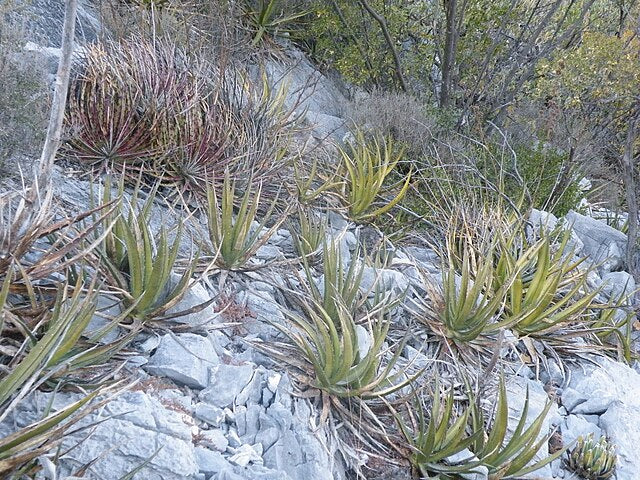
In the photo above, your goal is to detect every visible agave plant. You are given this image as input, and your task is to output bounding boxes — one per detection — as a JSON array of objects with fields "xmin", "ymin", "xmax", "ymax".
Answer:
[
  {"xmin": 242, "ymin": 0, "xmax": 308, "ymax": 46},
  {"xmin": 65, "ymin": 40, "xmax": 165, "ymax": 170},
  {"xmin": 156, "ymin": 101, "xmax": 238, "ymax": 197},
  {"xmin": 339, "ymin": 130, "xmax": 412, "ymax": 222},
  {"xmin": 293, "ymin": 156, "xmax": 343, "ymax": 206},
  {"xmin": 580, "ymin": 280, "xmax": 635, "ymax": 362},
  {"xmin": 273, "ymin": 296, "xmax": 412, "ymax": 398},
  {"xmin": 566, "ymin": 433, "xmax": 616, "ymax": 480},
  {"xmin": 439, "ymin": 242, "xmax": 511, "ymax": 342},
  {"xmin": 288, "ymin": 207, "xmax": 327, "ymax": 259},
  {"xmin": 394, "ymin": 381, "xmax": 484, "ymax": 478},
  {"xmin": 469, "ymin": 377, "xmax": 567, "ymax": 479},
  {"xmin": 497, "ymin": 230, "xmax": 600, "ymax": 337},
  {"xmin": 91, "ymin": 176, "xmax": 198, "ymax": 321},
  {"xmin": 300, "ymin": 237, "xmax": 371, "ymax": 323},
  {"xmin": 0, "ymin": 268, "xmax": 133, "ymax": 475},
  {"xmin": 66, "ymin": 38, "xmax": 294, "ymax": 195},
  {"xmin": 205, "ymin": 171, "xmax": 288, "ymax": 270}
]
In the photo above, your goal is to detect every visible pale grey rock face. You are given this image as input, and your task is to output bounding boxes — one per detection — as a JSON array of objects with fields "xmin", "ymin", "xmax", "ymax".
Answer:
[
  {"xmin": 237, "ymin": 290, "xmax": 286, "ymax": 340},
  {"xmin": 360, "ymin": 266, "xmax": 410, "ymax": 297},
  {"xmin": 528, "ymin": 208, "xmax": 559, "ymax": 235},
  {"xmin": 5, "ymin": 391, "xmax": 201, "ymax": 480},
  {"xmin": 195, "ymin": 403, "xmax": 226, "ymax": 427},
  {"xmin": 600, "ymin": 271, "xmax": 636, "ymax": 300},
  {"xmin": 200, "ymin": 363, "xmax": 257, "ymax": 408},
  {"xmin": 12, "ymin": 0, "xmax": 101, "ymax": 47},
  {"xmin": 561, "ymin": 414, "xmax": 602, "ymax": 447},
  {"xmin": 558, "ymin": 356, "xmax": 640, "ymax": 480},
  {"xmin": 445, "ymin": 449, "xmax": 488, "ymax": 480},
  {"xmin": 195, "ymin": 448, "xmax": 233, "ymax": 477},
  {"xmin": 261, "ymin": 47, "xmax": 348, "ymax": 141},
  {"xmin": 565, "ymin": 210, "xmax": 628, "ymax": 273},
  {"xmin": 599, "ymin": 402, "xmax": 640, "ymax": 480},
  {"xmin": 563, "ymin": 357, "xmax": 640, "ymax": 415},
  {"xmin": 164, "ymin": 275, "xmax": 219, "ymax": 326},
  {"xmin": 145, "ymin": 333, "xmax": 220, "ymax": 389}
]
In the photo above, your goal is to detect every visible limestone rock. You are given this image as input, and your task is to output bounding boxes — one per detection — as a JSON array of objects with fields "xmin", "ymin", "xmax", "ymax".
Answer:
[{"xmin": 145, "ymin": 333, "xmax": 219, "ymax": 389}]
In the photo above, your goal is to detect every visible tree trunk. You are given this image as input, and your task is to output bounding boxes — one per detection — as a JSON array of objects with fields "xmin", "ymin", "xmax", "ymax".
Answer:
[
  {"xmin": 622, "ymin": 110, "xmax": 640, "ymax": 282},
  {"xmin": 38, "ymin": 0, "xmax": 78, "ymax": 188},
  {"xmin": 440, "ymin": 0, "xmax": 458, "ymax": 107},
  {"xmin": 357, "ymin": 0, "xmax": 409, "ymax": 92}
]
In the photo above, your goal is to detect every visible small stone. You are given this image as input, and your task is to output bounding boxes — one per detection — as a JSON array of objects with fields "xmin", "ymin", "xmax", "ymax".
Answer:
[
  {"xmin": 227, "ymin": 428, "xmax": 242, "ymax": 448},
  {"xmin": 195, "ymin": 447, "xmax": 232, "ymax": 476},
  {"xmin": 266, "ymin": 373, "xmax": 281, "ymax": 393},
  {"xmin": 199, "ymin": 429, "xmax": 229, "ymax": 452},
  {"xmin": 228, "ymin": 443, "xmax": 264, "ymax": 467},
  {"xmin": 200, "ymin": 364, "xmax": 256, "ymax": 408},
  {"xmin": 145, "ymin": 333, "xmax": 219, "ymax": 389},
  {"xmin": 164, "ymin": 274, "xmax": 218, "ymax": 326},
  {"xmin": 195, "ymin": 403, "xmax": 225, "ymax": 427}
]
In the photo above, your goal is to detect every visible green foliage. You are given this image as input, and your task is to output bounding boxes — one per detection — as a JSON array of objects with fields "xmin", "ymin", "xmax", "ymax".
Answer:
[
  {"xmin": 206, "ymin": 171, "xmax": 287, "ymax": 270},
  {"xmin": 300, "ymin": 0, "xmax": 426, "ymax": 88},
  {"xmin": 591, "ymin": 289, "xmax": 635, "ymax": 363},
  {"xmin": 475, "ymin": 141, "xmax": 581, "ymax": 217},
  {"xmin": 469, "ymin": 377, "xmax": 567, "ymax": 478},
  {"xmin": 293, "ymin": 156, "xmax": 342, "ymax": 206},
  {"xmin": 513, "ymin": 144, "xmax": 581, "ymax": 217},
  {"xmin": 397, "ymin": 376, "xmax": 564, "ymax": 479},
  {"xmin": 395, "ymin": 382, "xmax": 483, "ymax": 478},
  {"xmin": 536, "ymin": 31, "xmax": 640, "ymax": 116},
  {"xmin": 339, "ymin": 131, "xmax": 411, "ymax": 222},
  {"xmin": 0, "ymin": 269, "xmax": 129, "ymax": 475},
  {"xmin": 439, "ymin": 241, "xmax": 509, "ymax": 342},
  {"xmin": 566, "ymin": 433, "xmax": 617, "ymax": 480},
  {"xmin": 0, "ymin": 387, "xmax": 104, "ymax": 475},
  {"xmin": 301, "ymin": 238, "xmax": 368, "ymax": 322}
]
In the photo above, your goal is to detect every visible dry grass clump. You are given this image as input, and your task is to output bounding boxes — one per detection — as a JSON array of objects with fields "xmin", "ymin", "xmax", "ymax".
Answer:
[
  {"xmin": 347, "ymin": 89, "xmax": 435, "ymax": 159},
  {"xmin": 64, "ymin": 36, "xmax": 294, "ymax": 197}
]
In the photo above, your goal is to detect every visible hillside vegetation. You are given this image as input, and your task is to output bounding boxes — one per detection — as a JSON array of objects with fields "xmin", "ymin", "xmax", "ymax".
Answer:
[{"xmin": 0, "ymin": 1, "xmax": 639, "ymax": 479}]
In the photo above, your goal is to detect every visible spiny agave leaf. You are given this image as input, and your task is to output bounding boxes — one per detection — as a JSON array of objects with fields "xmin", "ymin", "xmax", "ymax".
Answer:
[
  {"xmin": 339, "ymin": 130, "xmax": 409, "ymax": 222},
  {"xmin": 274, "ymin": 291, "xmax": 409, "ymax": 398},
  {"xmin": 0, "ymin": 282, "xmax": 92, "ymax": 407},
  {"xmin": 206, "ymin": 171, "xmax": 288, "ymax": 270},
  {"xmin": 395, "ymin": 381, "xmax": 484, "ymax": 477},
  {"xmin": 471, "ymin": 376, "xmax": 567, "ymax": 478},
  {"xmin": 0, "ymin": 389, "xmax": 101, "ymax": 460}
]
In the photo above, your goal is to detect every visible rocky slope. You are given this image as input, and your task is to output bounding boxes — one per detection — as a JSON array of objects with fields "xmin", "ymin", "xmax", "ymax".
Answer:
[{"xmin": 3, "ymin": 2, "xmax": 640, "ymax": 480}]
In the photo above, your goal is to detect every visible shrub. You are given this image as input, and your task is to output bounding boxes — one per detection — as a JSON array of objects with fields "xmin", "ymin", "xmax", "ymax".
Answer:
[
  {"xmin": 477, "ymin": 140, "xmax": 582, "ymax": 217},
  {"xmin": 347, "ymin": 89, "xmax": 434, "ymax": 159},
  {"xmin": 0, "ymin": 9, "xmax": 50, "ymax": 167}
]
